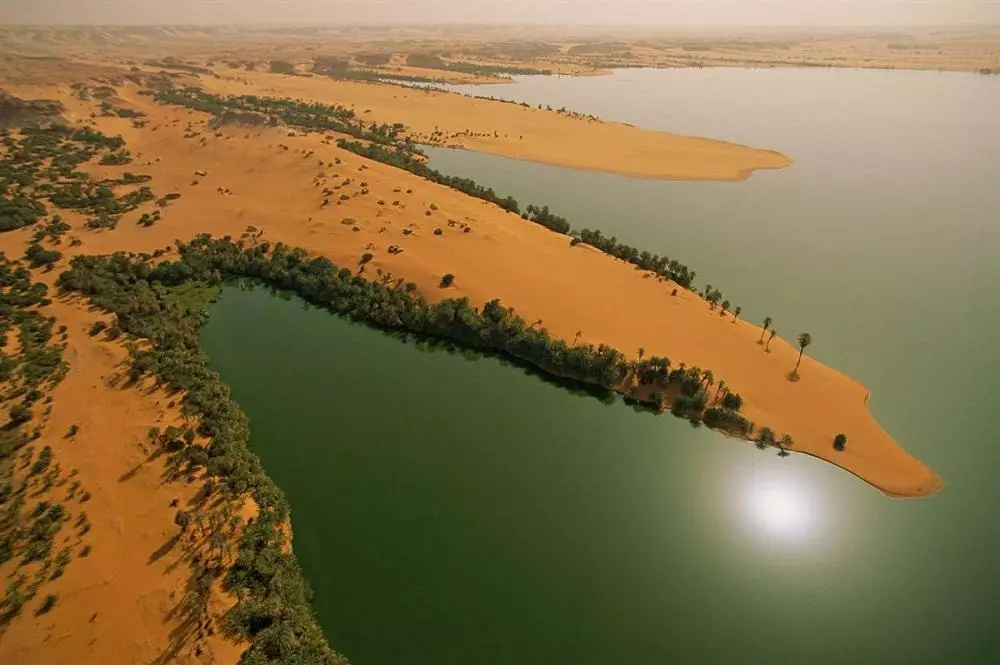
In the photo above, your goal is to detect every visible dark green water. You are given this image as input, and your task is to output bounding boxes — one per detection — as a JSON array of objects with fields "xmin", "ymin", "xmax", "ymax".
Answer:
[{"xmin": 201, "ymin": 69, "xmax": 1000, "ymax": 664}]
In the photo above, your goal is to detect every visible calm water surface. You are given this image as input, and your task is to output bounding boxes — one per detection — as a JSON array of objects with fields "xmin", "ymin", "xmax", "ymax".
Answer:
[{"xmin": 202, "ymin": 69, "xmax": 1000, "ymax": 664}]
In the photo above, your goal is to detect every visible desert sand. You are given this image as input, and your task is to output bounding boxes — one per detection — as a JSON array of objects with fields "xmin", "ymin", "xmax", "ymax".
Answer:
[
  {"xmin": 0, "ymin": 43, "xmax": 945, "ymax": 664},
  {"xmin": 0, "ymin": 280, "xmax": 246, "ymax": 664}
]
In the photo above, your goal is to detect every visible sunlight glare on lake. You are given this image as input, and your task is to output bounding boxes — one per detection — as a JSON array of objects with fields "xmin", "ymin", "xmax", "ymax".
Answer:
[{"xmin": 741, "ymin": 471, "xmax": 819, "ymax": 540}]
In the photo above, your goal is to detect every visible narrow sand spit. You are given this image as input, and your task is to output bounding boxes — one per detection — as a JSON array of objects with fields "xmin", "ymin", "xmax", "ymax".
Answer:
[{"xmin": 197, "ymin": 69, "xmax": 793, "ymax": 181}]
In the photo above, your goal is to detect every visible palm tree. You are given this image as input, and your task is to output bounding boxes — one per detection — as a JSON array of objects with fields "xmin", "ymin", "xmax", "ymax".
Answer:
[
  {"xmin": 766, "ymin": 329, "xmax": 777, "ymax": 352},
  {"xmin": 759, "ymin": 316, "xmax": 772, "ymax": 343},
  {"xmin": 572, "ymin": 330, "xmax": 582, "ymax": 347},
  {"xmin": 733, "ymin": 306, "xmax": 741, "ymax": 323},
  {"xmin": 714, "ymin": 380, "xmax": 726, "ymax": 401},
  {"xmin": 794, "ymin": 333, "xmax": 812, "ymax": 372},
  {"xmin": 701, "ymin": 369, "xmax": 714, "ymax": 392}
]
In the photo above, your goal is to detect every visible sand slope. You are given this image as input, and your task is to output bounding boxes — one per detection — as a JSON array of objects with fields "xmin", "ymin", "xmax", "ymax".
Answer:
[{"xmin": 0, "ymin": 286, "xmax": 244, "ymax": 664}]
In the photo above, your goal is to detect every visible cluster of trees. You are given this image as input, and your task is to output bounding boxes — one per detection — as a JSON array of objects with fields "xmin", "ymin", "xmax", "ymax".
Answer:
[
  {"xmin": 153, "ymin": 87, "xmax": 403, "ymax": 146},
  {"xmin": 0, "ymin": 122, "xmax": 148, "ymax": 234},
  {"xmin": 269, "ymin": 60, "xmax": 296, "ymax": 74},
  {"xmin": 24, "ymin": 243, "xmax": 62, "ymax": 269},
  {"xmin": 404, "ymin": 53, "xmax": 551, "ymax": 76},
  {"xmin": 522, "ymin": 205, "xmax": 570, "ymax": 234}
]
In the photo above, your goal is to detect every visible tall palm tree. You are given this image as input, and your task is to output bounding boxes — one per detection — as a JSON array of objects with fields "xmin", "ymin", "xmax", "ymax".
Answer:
[
  {"xmin": 795, "ymin": 333, "xmax": 813, "ymax": 372},
  {"xmin": 766, "ymin": 329, "xmax": 777, "ymax": 352},
  {"xmin": 733, "ymin": 306, "xmax": 742, "ymax": 323},
  {"xmin": 759, "ymin": 316, "xmax": 772, "ymax": 343}
]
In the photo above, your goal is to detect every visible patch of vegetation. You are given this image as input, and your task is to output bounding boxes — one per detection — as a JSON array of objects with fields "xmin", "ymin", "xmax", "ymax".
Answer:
[
  {"xmin": 269, "ymin": 60, "xmax": 296, "ymax": 74},
  {"xmin": 834, "ymin": 433, "xmax": 848, "ymax": 452},
  {"xmin": 0, "ymin": 119, "xmax": 155, "ymax": 234}
]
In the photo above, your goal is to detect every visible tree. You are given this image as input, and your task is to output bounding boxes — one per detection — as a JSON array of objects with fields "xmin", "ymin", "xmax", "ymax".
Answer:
[
  {"xmin": 714, "ymin": 380, "xmax": 726, "ymax": 400},
  {"xmin": 759, "ymin": 316, "xmax": 772, "ymax": 343},
  {"xmin": 833, "ymin": 433, "xmax": 848, "ymax": 452},
  {"xmin": 722, "ymin": 391, "xmax": 742, "ymax": 410},
  {"xmin": 766, "ymin": 329, "xmax": 777, "ymax": 352},
  {"xmin": 733, "ymin": 306, "xmax": 741, "ymax": 322},
  {"xmin": 8, "ymin": 404, "xmax": 33, "ymax": 425},
  {"xmin": 794, "ymin": 332, "xmax": 813, "ymax": 372},
  {"xmin": 755, "ymin": 426, "xmax": 775, "ymax": 450}
]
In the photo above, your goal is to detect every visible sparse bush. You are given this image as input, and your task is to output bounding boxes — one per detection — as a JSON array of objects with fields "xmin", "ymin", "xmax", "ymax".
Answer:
[
  {"xmin": 834, "ymin": 433, "xmax": 848, "ymax": 452},
  {"xmin": 440, "ymin": 273, "xmax": 455, "ymax": 288}
]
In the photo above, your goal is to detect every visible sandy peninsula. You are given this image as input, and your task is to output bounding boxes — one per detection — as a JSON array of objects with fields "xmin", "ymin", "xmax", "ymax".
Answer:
[{"xmin": 197, "ymin": 67, "xmax": 792, "ymax": 181}]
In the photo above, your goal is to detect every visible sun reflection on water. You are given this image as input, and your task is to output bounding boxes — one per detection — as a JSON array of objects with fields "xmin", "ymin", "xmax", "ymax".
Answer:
[{"xmin": 741, "ymin": 471, "xmax": 819, "ymax": 540}]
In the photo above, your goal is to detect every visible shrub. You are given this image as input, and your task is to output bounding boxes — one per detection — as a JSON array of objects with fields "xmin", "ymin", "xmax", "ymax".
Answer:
[
  {"xmin": 8, "ymin": 404, "xmax": 33, "ymax": 425},
  {"xmin": 440, "ymin": 273, "xmax": 455, "ymax": 288},
  {"xmin": 833, "ymin": 433, "xmax": 847, "ymax": 452},
  {"xmin": 89, "ymin": 321, "xmax": 108, "ymax": 336},
  {"xmin": 722, "ymin": 392, "xmax": 742, "ymax": 410},
  {"xmin": 24, "ymin": 243, "xmax": 62, "ymax": 268},
  {"xmin": 36, "ymin": 594, "xmax": 57, "ymax": 615}
]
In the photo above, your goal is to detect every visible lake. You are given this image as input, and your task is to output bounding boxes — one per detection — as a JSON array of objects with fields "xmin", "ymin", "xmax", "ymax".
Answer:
[{"xmin": 201, "ymin": 68, "xmax": 1000, "ymax": 664}]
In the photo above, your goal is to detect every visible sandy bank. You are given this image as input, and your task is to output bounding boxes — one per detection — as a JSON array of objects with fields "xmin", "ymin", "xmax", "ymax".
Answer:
[
  {"xmin": 0, "ymin": 83, "xmax": 939, "ymax": 499},
  {"xmin": 0, "ymin": 283, "xmax": 244, "ymax": 664},
  {"xmin": 197, "ymin": 69, "xmax": 792, "ymax": 181}
]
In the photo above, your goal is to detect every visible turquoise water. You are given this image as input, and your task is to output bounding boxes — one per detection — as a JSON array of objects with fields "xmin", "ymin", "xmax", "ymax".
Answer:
[{"xmin": 202, "ymin": 68, "xmax": 1000, "ymax": 664}]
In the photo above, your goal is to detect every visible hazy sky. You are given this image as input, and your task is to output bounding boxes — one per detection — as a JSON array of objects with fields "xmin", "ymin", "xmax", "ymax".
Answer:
[{"xmin": 0, "ymin": 0, "xmax": 997, "ymax": 27}]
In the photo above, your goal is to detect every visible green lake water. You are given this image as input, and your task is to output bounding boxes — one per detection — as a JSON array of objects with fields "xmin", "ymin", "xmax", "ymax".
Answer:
[{"xmin": 201, "ymin": 68, "xmax": 1000, "ymax": 664}]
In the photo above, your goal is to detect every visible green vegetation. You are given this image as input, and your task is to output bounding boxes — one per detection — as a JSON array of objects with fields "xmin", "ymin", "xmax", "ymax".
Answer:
[
  {"xmin": 404, "ymin": 53, "xmax": 551, "ymax": 76},
  {"xmin": 834, "ymin": 433, "xmax": 848, "ymax": 452},
  {"xmin": 0, "ymin": 120, "xmax": 156, "ymax": 234},
  {"xmin": 24, "ymin": 243, "xmax": 62, "ymax": 269},
  {"xmin": 759, "ymin": 316, "xmax": 772, "ymax": 343},
  {"xmin": 269, "ymin": 60, "xmax": 296, "ymax": 74},
  {"xmin": 153, "ymin": 86, "xmax": 404, "ymax": 146},
  {"xmin": 36, "ymin": 593, "xmax": 57, "ymax": 615},
  {"xmin": 794, "ymin": 332, "xmax": 813, "ymax": 374}
]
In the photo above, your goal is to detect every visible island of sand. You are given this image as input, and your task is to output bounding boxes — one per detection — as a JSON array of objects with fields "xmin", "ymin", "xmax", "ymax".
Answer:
[{"xmin": 0, "ymin": 33, "xmax": 944, "ymax": 665}]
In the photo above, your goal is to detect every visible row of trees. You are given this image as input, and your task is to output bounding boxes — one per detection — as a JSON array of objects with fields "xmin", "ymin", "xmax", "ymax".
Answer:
[{"xmin": 153, "ymin": 87, "xmax": 404, "ymax": 147}]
